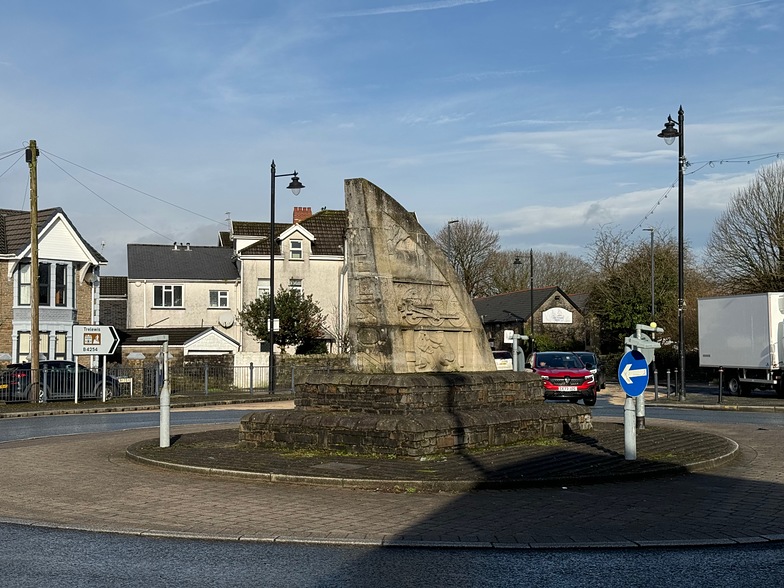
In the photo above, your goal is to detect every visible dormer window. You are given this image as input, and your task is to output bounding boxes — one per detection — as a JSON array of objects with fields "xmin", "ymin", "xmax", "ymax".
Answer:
[{"xmin": 290, "ymin": 240, "xmax": 303, "ymax": 260}]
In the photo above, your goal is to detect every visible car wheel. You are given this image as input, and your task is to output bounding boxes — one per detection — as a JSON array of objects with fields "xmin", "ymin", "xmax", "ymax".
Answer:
[
  {"xmin": 24, "ymin": 383, "xmax": 50, "ymax": 403},
  {"xmin": 92, "ymin": 382, "xmax": 115, "ymax": 400},
  {"xmin": 583, "ymin": 390, "xmax": 597, "ymax": 407}
]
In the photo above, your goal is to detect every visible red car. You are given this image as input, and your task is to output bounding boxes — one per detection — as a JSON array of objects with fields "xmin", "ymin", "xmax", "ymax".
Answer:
[{"xmin": 527, "ymin": 351, "xmax": 597, "ymax": 406}]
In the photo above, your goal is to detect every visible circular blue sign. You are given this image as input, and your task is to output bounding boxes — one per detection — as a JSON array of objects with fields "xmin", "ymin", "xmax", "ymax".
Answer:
[{"xmin": 617, "ymin": 350, "xmax": 649, "ymax": 397}]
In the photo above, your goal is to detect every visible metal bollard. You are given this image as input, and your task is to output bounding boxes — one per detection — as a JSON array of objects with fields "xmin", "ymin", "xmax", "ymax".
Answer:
[
  {"xmin": 249, "ymin": 362, "xmax": 254, "ymax": 396},
  {"xmin": 674, "ymin": 368, "xmax": 679, "ymax": 400},
  {"xmin": 666, "ymin": 369, "xmax": 671, "ymax": 397},
  {"xmin": 718, "ymin": 366, "xmax": 723, "ymax": 404}
]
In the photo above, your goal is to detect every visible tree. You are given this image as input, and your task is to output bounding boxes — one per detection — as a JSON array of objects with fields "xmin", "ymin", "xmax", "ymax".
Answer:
[
  {"xmin": 237, "ymin": 287, "xmax": 326, "ymax": 353},
  {"xmin": 588, "ymin": 225, "xmax": 684, "ymax": 353},
  {"xmin": 705, "ymin": 161, "xmax": 784, "ymax": 294},
  {"xmin": 489, "ymin": 250, "xmax": 596, "ymax": 295},
  {"xmin": 434, "ymin": 218, "xmax": 500, "ymax": 297}
]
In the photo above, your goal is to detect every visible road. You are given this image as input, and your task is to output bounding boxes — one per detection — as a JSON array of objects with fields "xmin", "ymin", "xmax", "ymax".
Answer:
[{"xmin": 1, "ymin": 399, "xmax": 783, "ymax": 586}]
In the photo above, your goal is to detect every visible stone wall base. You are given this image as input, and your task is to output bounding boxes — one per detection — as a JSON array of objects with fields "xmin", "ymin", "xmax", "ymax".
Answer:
[{"xmin": 239, "ymin": 371, "xmax": 592, "ymax": 457}]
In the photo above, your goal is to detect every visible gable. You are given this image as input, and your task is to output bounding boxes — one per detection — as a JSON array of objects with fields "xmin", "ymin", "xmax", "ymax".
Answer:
[
  {"xmin": 38, "ymin": 216, "xmax": 98, "ymax": 263},
  {"xmin": 184, "ymin": 329, "xmax": 240, "ymax": 355}
]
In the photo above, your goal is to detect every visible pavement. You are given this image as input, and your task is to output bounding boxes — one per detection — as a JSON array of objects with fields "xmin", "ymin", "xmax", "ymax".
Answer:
[{"xmin": 1, "ymin": 383, "xmax": 783, "ymax": 549}]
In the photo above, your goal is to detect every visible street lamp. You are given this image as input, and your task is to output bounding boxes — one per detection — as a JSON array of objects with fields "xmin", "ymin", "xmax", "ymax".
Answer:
[
  {"xmin": 658, "ymin": 106, "xmax": 685, "ymax": 401},
  {"xmin": 513, "ymin": 256, "xmax": 522, "ymax": 288},
  {"xmin": 529, "ymin": 248, "xmax": 534, "ymax": 340},
  {"xmin": 268, "ymin": 160, "xmax": 304, "ymax": 392}
]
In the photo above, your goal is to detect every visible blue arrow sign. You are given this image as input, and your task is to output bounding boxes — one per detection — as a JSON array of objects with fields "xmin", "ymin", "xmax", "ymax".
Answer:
[{"xmin": 618, "ymin": 349, "xmax": 649, "ymax": 397}]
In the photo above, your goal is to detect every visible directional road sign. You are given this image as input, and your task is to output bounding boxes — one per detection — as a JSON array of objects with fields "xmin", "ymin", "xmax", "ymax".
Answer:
[
  {"xmin": 617, "ymin": 349, "xmax": 649, "ymax": 397},
  {"xmin": 72, "ymin": 325, "xmax": 119, "ymax": 356}
]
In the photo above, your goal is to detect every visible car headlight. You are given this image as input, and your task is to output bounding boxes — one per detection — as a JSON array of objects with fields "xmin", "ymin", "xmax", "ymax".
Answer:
[{"xmin": 540, "ymin": 375, "xmax": 550, "ymax": 381}]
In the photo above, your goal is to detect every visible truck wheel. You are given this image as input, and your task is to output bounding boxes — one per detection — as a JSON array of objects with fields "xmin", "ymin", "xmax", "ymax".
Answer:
[{"xmin": 727, "ymin": 375, "xmax": 744, "ymax": 397}]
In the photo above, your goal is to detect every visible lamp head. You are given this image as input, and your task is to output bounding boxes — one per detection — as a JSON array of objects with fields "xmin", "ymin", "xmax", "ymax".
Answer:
[
  {"xmin": 658, "ymin": 115, "xmax": 679, "ymax": 145},
  {"xmin": 287, "ymin": 173, "xmax": 304, "ymax": 196}
]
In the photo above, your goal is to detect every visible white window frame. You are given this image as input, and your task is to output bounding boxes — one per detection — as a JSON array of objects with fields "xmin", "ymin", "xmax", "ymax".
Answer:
[
  {"xmin": 289, "ymin": 278, "xmax": 303, "ymax": 293},
  {"xmin": 257, "ymin": 278, "xmax": 270, "ymax": 299},
  {"xmin": 153, "ymin": 284, "xmax": 183, "ymax": 308},
  {"xmin": 209, "ymin": 290, "xmax": 229, "ymax": 308},
  {"xmin": 290, "ymin": 240, "xmax": 303, "ymax": 260}
]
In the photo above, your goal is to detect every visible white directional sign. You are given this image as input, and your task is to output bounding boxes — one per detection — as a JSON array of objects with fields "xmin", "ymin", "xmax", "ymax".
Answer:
[{"xmin": 72, "ymin": 325, "xmax": 119, "ymax": 356}]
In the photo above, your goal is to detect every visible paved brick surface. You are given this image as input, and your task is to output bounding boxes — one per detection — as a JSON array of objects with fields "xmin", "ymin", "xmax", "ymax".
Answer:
[{"xmin": 1, "ymin": 387, "xmax": 784, "ymax": 549}]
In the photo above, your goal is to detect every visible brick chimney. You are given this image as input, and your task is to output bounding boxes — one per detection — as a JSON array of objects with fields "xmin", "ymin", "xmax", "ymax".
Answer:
[{"xmin": 293, "ymin": 206, "xmax": 312, "ymax": 224}]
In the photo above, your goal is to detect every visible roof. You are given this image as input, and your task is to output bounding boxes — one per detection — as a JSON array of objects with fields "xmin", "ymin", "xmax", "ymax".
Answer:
[
  {"xmin": 117, "ymin": 327, "xmax": 238, "ymax": 347},
  {"xmin": 99, "ymin": 275, "xmax": 127, "ymax": 297},
  {"xmin": 0, "ymin": 207, "xmax": 107, "ymax": 262},
  {"xmin": 473, "ymin": 287, "xmax": 579, "ymax": 324},
  {"xmin": 232, "ymin": 209, "xmax": 347, "ymax": 256},
  {"xmin": 127, "ymin": 244, "xmax": 240, "ymax": 281}
]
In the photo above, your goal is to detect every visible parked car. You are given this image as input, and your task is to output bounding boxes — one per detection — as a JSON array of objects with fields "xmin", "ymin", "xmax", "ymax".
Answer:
[
  {"xmin": 526, "ymin": 351, "xmax": 597, "ymax": 406},
  {"xmin": 573, "ymin": 351, "xmax": 606, "ymax": 389},
  {"xmin": 492, "ymin": 350, "xmax": 514, "ymax": 371},
  {"xmin": 0, "ymin": 360, "xmax": 119, "ymax": 403}
]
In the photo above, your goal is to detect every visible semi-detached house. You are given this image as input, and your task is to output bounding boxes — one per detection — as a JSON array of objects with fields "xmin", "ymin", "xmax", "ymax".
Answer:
[{"xmin": 0, "ymin": 207, "xmax": 106, "ymax": 363}]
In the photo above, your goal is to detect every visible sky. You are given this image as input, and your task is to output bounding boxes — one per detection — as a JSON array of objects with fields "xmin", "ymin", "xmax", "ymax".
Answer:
[{"xmin": 2, "ymin": 0, "xmax": 784, "ymax": 275}]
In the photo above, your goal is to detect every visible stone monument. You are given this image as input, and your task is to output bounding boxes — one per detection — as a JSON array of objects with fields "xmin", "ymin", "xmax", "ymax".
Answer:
[{"xmin": 239, "ymin": 179, "xmax": 591, "ymax": 456}]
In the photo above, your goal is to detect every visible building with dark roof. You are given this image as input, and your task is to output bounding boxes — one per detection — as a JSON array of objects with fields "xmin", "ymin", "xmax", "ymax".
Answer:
[
  {"xmin": 0, "ymin": 207, "xmax": 107, "ymax": 363},
  {"xmin": 473, "ymin": 286, "xmax": 589, "ymax": 352}
]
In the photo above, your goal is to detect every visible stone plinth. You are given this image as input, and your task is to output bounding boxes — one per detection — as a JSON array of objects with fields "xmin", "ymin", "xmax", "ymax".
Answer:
[{"xmin": 239, "ymin": 371, "xmax": 592, "ymax": 457}]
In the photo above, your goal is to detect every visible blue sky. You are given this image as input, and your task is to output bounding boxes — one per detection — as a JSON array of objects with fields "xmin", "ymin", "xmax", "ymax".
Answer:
[{"xmin": 2, "ymin": 0, "xmax": 784, "ymax": 274}]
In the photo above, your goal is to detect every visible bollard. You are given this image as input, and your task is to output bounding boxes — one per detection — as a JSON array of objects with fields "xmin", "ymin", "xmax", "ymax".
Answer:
[
  {"xmin": 624, "ymin": 396, "xmax": 636, "ymax": 460},
  {"xmin": 718, "ymin": 366, "xmax": 723, "ymax": 404},
  {"xmin": 667, "ymin": 369, "xmax": 671, "ymax": 397},
  {"xmin": 249, "ymin": 362, "xmax": 254, "ymax": 396},
  {"xmin": 674, "ymin": 368, "xmax": 679, "ymax": 400}
]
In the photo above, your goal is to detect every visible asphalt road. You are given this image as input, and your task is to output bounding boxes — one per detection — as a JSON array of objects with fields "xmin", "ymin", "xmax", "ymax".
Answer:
[{"xmin": 3, "ymin": 524, "xmax": 784, "ymax": 588}]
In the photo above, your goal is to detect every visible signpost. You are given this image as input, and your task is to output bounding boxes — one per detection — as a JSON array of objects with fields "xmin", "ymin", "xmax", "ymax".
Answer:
[
  {"xmin": 71, "ymin": 325, "xmax": 119, "ymax": 403},
  {"xmin": 139, "ymin": 334, "xmax": 170, "ymax": 448}
]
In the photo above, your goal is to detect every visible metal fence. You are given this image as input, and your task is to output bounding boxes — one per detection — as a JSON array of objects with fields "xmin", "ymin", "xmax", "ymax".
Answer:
[{"xmin": 1, "ymin": 359, "xmax": 350, "ymax": 404}]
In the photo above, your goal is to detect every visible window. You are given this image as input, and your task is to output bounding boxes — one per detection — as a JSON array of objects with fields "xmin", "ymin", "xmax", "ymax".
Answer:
[
  {"xmin": 18, "ymin": 264, "xmax": 31, "ymax": 305},
  {"xmin": 290, "ymin": 240, "xmax": 303, "ymax": 260},
  {"xmin": 16, "ymin": 331, "xmax": 50, "ymax": 362},
  {"xmin": 153, "ymin": 285, "xmax": 183, "ymax": 307},
  {"xmin": 209, "ymin": 290, "xmax": 229, "ymax": 308},
  {"xmin": 55, "ymin": 332, "xmax": 67, "ymax": 360},
  {"xmin": 38, "ymin": 262, "xmax": 51, "ymax": 305},
  {"xmin": 257, "ymin": 278, "xmax": 270, "ymax": 299},
  {"xmin": 55, "ymin": 264, "xmax": 68, "ymax": 307},
  {"xmin": 17, "ymin": 262, "xmax": 65, "ymax": 306},
  {"xmin": 289, "ymin": 278, "xmax": 303, "ymax": 293}
]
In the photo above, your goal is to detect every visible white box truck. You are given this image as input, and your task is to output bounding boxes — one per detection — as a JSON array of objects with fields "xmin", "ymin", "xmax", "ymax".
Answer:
[{"xmin": 698, "ymin": 292, "xmax": 784, "ymax": 397}]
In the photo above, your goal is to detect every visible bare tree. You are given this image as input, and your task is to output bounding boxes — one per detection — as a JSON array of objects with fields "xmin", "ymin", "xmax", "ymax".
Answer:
[
  {"xmin": 434, "ymin": 218, "xmax": 500, "ymax": 297},
  {"xmin": 705, "ymin": 161, "xmax": 784, "ymax": 294},
  {"xmin": 490, "ymin": 250, "xmax": 595, "ymax": 295}
]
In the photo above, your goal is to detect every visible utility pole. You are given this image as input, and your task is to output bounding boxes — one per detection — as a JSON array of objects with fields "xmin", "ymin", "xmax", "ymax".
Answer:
[{"xmin": 26, "ymin": 140, "xmax": 40, "ymax": 403}]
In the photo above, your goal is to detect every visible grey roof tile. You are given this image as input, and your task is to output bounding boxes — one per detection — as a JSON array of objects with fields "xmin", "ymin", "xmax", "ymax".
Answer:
[{"xmin": 127, "ymin": 244, "xmax": 239, "ymax": 281}]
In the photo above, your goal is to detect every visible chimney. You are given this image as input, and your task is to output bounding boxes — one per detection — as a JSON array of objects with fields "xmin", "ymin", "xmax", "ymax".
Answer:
[{"xmin": 293, "ymin": 206, "xmax": 312, "ymax": 224}]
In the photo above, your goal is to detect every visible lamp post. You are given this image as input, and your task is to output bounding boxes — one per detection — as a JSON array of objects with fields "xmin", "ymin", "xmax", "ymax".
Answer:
[
  {"xmin": 529, "ymin": 248, "xmax": 535, "ymax": 340},
  {"xmin": 513, "ymin": 255, "xmax": 522, "ymax": 288},
  {"xmin": 268, "ymin": 160, "xmax": 304, "ymax": 392},
  {"xmin": 643, "ymin": 227, "xmax": 655, "ymax": 319},
  {"xmin": 447, "ymin": 219, "xmax": 459, "ymax": 264},
  {"xmin": 658, "ymin": 106, "xmax": 685, "ymax": 401}
]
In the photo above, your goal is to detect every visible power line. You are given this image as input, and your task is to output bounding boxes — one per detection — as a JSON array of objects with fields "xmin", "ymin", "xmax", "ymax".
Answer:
[
  {"xmin": 42, "ymin": 150, "xmax": 225, "ymax": 225},
  {"xmin": 42, "ymin": 152, "xmax": 176, "ymax": 243}
]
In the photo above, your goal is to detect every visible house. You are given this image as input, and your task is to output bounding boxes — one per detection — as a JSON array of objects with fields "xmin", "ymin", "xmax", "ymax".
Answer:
[
  {"xmin": 230, "ymin": 206, "xmax": 347, "ymax": 361},
  {"xmin": 473, "ymin": 286, "xmax": 588, "ymax": 352},
  {"xmin": 0, "ymin": 207, "xmax": 107, "ymax": 362},
  {"xmin": 122, "ymin": 207, "xmax": 348, "ymax": 363}
]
